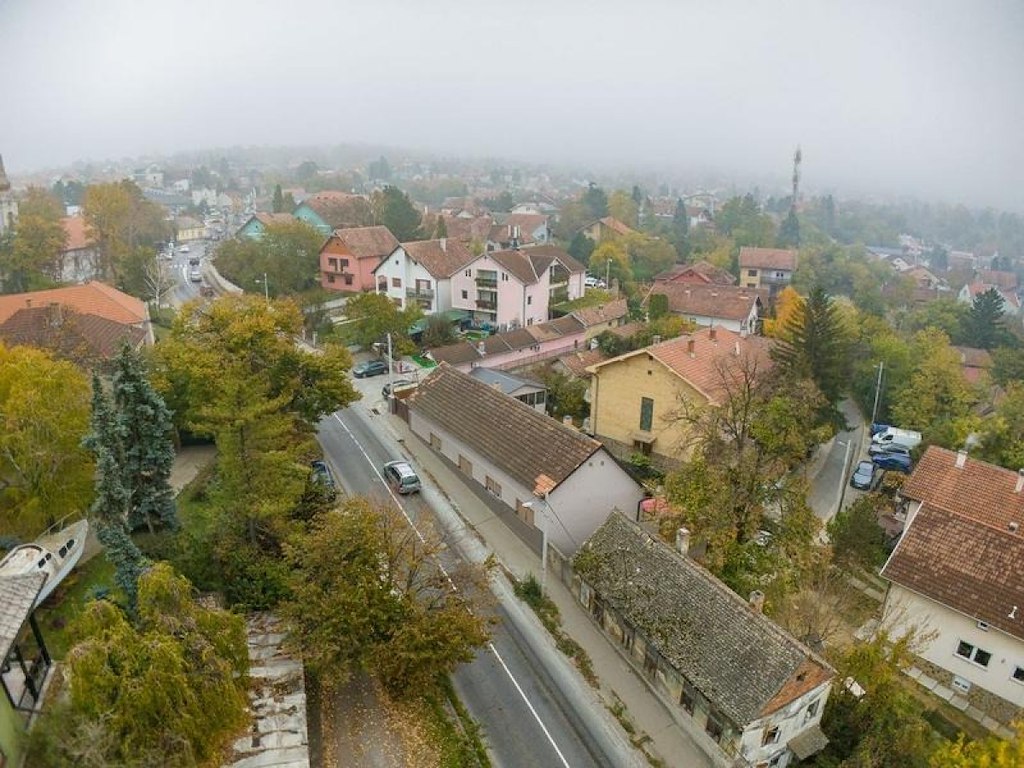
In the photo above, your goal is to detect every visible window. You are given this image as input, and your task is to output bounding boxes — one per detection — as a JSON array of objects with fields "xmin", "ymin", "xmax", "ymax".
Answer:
[
  {"xmin": 502, "ymin": 272, "xmax": 508, "ymax": 281},
  {"xmin": 465, "ymin": 269, "xmax": 472, "ymax": 277},
  {"xmin": 429, "ymin": 433, "xmax": 442, "ymax": 450},
  {"xmin": 340, "ymin": 258, "xmax": 349, "ymax": 268},
  {"xmin": 977, "ymin": 620, "xmax": 990, "ymax": 631},
  {"xmin": 639, "ymin": 397, "xmax": 654, "ymax": 431},
  {"xmin": 762, "ymin": 726, "xmax": 780, "ymax": 746},
  {"xmin": 326, "ymin": 273, "xmax": 335, "ymax": 283},
  {"xmin": 680, "ymin": 682, "xmax": 697, "ymax": 714},
  {"xmin": 952, "ymin": 675, "xmax": 972, "ymax": 693},
  {"xmin": 747, "ymin": 269, "xmax": 758, "ymax": 277},
  {"xmin": 485, "ymin": 476, "xmax": 502, "ymax": 497},
  {"xmin": 1013, "ymin": 666, "xmax": 1024, "ymax": 683},
  {"xmin": 328, "ymin": 257, "xmax": 338, "ymax": 269},
  {"xmin": 956, "ymin": 640, "xmax": 992, "ymax": 667},
  {"xmin": 527, "ymin": 295, "xmax": 532, "ymax": 305},
  {"xmin": 705, "ymin": 713, "xmax": 724, "ymax": 743},
  {"xmin": 461, "ymin": 290, "xmax": 468, "ymax": 299},
  {"xmin": 392, "ymin": 277, "xmax": 402, "ymax": 288},
  {"xmin": 805, "ymin": 697, "xmax": 821, "ymax": 720},
  {"xmin": 343, "ymin": 274, "xmax": 353, "ymax": 286}
]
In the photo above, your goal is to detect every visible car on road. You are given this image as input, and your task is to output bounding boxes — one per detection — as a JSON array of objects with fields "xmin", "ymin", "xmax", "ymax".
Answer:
[
  {"xmin": 382, "ymin": 460, "xmax": 421, "ymax": 494},
  {"xmin": 178, "ymin": 245, "xmax": 190, "ymax": 253},
  {"xmin": 310, "ymin": 459, "xmax": 337, "ymax": 501},
  {"xmin": 872, "ymin": 453, "xmax": 912, "ymax": 473},
  {"xmin": 189, "ymin": 268, "xmax": 202, "ymax": 283},
  {"xmin": 381, "ymin": 379, "xmax": 416, "ymax": 397},
  {"xmin": 850, "ymin": 460, "xmax": 878, "ymax": 490},
  {"xmin": 868, "ymin": 442, "xmax": 912, "ymax": 458},
  {"xmin": 584, "ymin": 275, "xmax": 606, "ymax": 288},
  {"xmin": 353, "ymin": 359, "xmax": 389, "ymax": 378}
]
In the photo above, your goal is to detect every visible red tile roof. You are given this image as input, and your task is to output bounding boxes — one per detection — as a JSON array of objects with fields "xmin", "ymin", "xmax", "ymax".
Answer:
[
  {"xmin": 978, "ymin": 269, "xmax": 1018, "ymax": 290},
  {"xmin": 408, "ymin": 363, "xmax": 602, "ymax": 494},
  {"xmin": 597, "ymin": 216, "xmax": 636, "ymax": 236},
  {"xmin": 649, "ymin": 283, "xmax": 767, "ymax": 322},
  {"xmin": 302, "ymin": 192, "xmax": 374, "ymax": 229},
  {"xmin": 503, "ymin": 213, "xmax": 549, "ymax": 233},
  {"xmin": 60, "ymin": 216, "xmax": 94, "ymax": 252},
  {"xmin": 253, "ymin": 212, "xmax": 297, "ymax": 227},
  {"xmin": 0, "ymin": 282, "xmax": 148, "ymax": 327},
  {"xmin": 441, "ymin": 215, "xmax": 493, "ymax": 243},
  {"xmin": 0, "ymin": 306, "xmax": 147, "ymax": 361},
  {"xmin": 556, "ymin": 347, "xmax": 608, "ymax": 377},
  {"xmin": 654, "ymin": 261, "xmax": 736, "ymax": 286},
  {"xmin": 881, "ymin": 502, "xmax": 1024, "ymax": 640},
  {"xmin": 571, "ymin": 299, "xmax": 628, "ymax": 327},
  {"xmin": 738, "ymin": 247, "xmax": 798, "ymax": 271},
  {"xmin": 590, "ymin": 326, "xmax": 773, "ymax": 404},
  {"xmin": 399, "ymin": 239, "xmax": 476, "ymax": 279},
  {"xmin": 328, "ymin": 226, "xmax": 399, "ymax": 261}
]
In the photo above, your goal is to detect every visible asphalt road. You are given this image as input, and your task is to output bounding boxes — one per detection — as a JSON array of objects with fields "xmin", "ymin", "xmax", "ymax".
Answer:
[
  {"xmin": 317, "ymin": 403, "xmax": 629, "ymax": 768},
  {"xmin": 167, "ymin": 240, "xmax": 210, "ymax": 307},
  {"xmin": 807, "ymin": 399, "xmax": 868, "ymax": 524}
]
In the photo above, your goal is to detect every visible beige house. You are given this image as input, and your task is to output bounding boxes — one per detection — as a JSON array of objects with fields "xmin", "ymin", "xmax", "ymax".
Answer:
[
  {"xmin": 579, "ymin": 216, "xmax": 636, "ymax": 243},
  {"xmin": 586, "ymin": 327, "xmax": 772, "ymax": 468},
  {"xmin": 738, "ymin": 247, "xmax": 798, "ymax": 297},
  {"xmin": 881, "ymin": 447, "xmax": 1024, "ymax": 734}
]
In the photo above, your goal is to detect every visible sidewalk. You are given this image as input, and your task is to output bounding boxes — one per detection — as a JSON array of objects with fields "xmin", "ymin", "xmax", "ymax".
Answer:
[{"xmin": 382, "ymin": 411, "xmax": 715, "ymax": 768}]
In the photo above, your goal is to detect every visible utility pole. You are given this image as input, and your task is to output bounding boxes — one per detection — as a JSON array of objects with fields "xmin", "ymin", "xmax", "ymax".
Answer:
[
  {"xmin": 870, "ymin": 361, "xmax": 885, "ymax": 426},
  {"xmin": 261, "ymin": 272, "xmax": 269, "ymax": 303},
  {"xmin": 605, "ymin": 258, "xmax": 611, "ymax": 292},
  {"xmin": 386, "ymin": 331, "xmax": 394, "ymax": 396}
]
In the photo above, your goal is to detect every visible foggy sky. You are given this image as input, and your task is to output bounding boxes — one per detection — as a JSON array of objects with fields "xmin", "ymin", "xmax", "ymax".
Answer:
[{"xmin": 2, "ymin": 0, "xmax": 1022, "ymax": 209}]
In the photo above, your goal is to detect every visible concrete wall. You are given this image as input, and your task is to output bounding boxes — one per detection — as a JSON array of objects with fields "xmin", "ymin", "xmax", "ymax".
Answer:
[{"xmin": 885, "ymin": 583, "xmax": 1024, "ymax": 721}]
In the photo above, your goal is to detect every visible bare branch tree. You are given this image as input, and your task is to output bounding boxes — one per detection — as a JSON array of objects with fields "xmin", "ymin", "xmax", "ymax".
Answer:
[{"xmin": 143, "ymin": 255, "xmax": 173, "ymax": 308}]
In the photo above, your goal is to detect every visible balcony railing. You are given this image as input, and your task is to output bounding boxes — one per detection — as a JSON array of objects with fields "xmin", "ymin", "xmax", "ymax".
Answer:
[
  {"xmin": 406, "ymin": 287, "xmax": 435, "ymax": 299},
  {"xmin": 759, "ymin": 272, "xmax": 792, "ymax": 285},
  {"xmin": 475, "ymin": 299, "xmax": 497, "ymax": 311},
  {"xmin": 475, "ymin": 276, "xmax": 498, "ymax": 288}
]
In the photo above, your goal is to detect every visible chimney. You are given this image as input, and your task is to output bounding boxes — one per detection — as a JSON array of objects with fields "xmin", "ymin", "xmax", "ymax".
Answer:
[
  {"xmin": 439, "ymin": 237, "xmax": 447, "ymax": 251},
  {"xmin": 749, "ymin": 590, "xmax": 765, "ymax": 614},
  {"xmin": 652, "ymin": 335, "xmax": 662, "ymax": 345},
  {"xmin": 1010, "ymin": 522, "xmax": 1020, "ymax": 534},
  {"xmin": 1016, "ymin": 469, "xmax": 1024, "ymax": 493},
  {"xmin": 956, "ymin": 450, "xmax": 968, "ymax": 468},
  {"xmin": 675, "ymin": 527, "xmax": 691, "ymax": 555},
  {"xmin": 709, "ymin": 326, "xmax": 717, "ymax": 342},
  {"xmin": 734, "ymin": 341, "xmax": 740, "ymax": 357},
  {"xmin": 477, "ymin": 341, "xmax": 485, "ymax": 355},
  {"xmin": 48, "ymin": 302, "xmax": 63, "ymax": 327},
  {"xmin": 687, "ymin": 338, "xmax": 696, "ymax": 357},
  {"xmin": 562, "ymin": 414, "xmax": 573, "ymax": 427}
]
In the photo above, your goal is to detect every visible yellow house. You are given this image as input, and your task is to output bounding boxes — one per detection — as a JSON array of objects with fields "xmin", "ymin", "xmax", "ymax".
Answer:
[
  {"xmin": 738, "ymin": 247, "xmax": 798, "ymax": 297},
  {"xmin": 586, "ymin": 326, "xmax": 772, "ymax": 468}
]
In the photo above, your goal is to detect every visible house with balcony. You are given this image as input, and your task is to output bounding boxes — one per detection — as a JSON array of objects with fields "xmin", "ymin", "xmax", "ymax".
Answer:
[
  {"xmin": 586, "ymin": 327, "xmax": 773, "ymax": 468},
  {"xmin": 319, "ymin": 225, "xmax": 399, "ymax": 292},
  {"xmin": 738, "ymin": 247, "xmax": 798, "ymax": 298},
  {"xmin": 573, "ymin": 513, "xmax": 834, "ymax": 768},
  {"xmin": 449, "ymin": 245, "xmax": 585, "ymax": 329},
  {"xmin": 880, "ymin": 447, "xmax": 1024, "ymax": 733},
  {"xmin": 406, "ymin": 364, "xmax": 645, "ymax": 555},
  {"xmin": 293, "ymin": 191, "xmax": 374, "ymax": 235},
  {"xmin": 373, "ymin": 238, "xmax": 476, "ymax": 313},
  {"xmin": 647, "ymin": 283, "xmax": 766, "ymax": 335}
]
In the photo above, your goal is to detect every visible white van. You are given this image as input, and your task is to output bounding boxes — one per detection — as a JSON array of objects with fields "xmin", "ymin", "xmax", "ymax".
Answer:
[{"xmin": 871, "ymin": 427, "xmax": 922, "ymax": 450}]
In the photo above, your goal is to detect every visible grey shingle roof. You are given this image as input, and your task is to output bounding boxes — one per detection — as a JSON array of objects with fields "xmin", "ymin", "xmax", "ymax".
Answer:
[
  {"xmin": 0, "ymin": 572, "xmax": 46, "ymax": 660},
  {"xmin": 408, "ymin": 363, "xmax": 601, "ymax": 494},
  {"xmin": 576, "ymin": 513, "xmax": 834, "ymax": 726},
  {"xmin": 468, "ymin": 367, "xmax": 542, "ymax": 394}
]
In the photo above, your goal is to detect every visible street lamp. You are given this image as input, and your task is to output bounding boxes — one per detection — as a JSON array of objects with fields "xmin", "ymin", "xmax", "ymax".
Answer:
[
  {"xmin": 605, "ymin": 258, "xmax": 612, "ymax": 291},
  {"xmin": 254, "ymin": 272, "xmax": 269, "ymax": 303},
  {"xmin": 870, "ymin": 361, "xmax": 885, "ymax": 426},
  {"xmin": 835, "ymin": 438, "xmax": 854, "ymax": 516},
  {"xmin": 521, "ymin": 496, "xmax": 551, "ymax": 595}
]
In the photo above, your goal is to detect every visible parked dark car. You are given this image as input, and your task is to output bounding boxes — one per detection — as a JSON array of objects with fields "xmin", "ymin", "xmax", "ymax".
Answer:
[
  {"xmin": 872, "ymin": 453, "xmax": 913, "ymax": 473},
  {"xmin": 850, "ymin": 460, "xmax": 878, "ymax": 490},
  {"xmin": 310, "ymin": 459, "xmax": 337, "ymax": 501},
  {"xmin": 868, "ymin": 442, "xmax": 912, "ymax": 458},
  {"xmin": 353, "ymin": 360, "xmax": 389, "ymax": 378},
  {"xmin": 382, "ymin": 379, "xmax": 416, "ymax": 397}
]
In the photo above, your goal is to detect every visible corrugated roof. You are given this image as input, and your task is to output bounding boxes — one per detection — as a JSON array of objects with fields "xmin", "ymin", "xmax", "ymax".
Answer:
[
  {"xmin": 577, "ymin": 513, "xmax": 833, "ymax": 726},
  {"xmin": 408, "ymin": 363, "xmax": 601, "ymax": 494}
]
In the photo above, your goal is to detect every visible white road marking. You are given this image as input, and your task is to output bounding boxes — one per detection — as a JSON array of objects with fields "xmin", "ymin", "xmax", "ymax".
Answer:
[{"xmin": 330, "ymin": 411, "xmax": 573, "ymax": 768}]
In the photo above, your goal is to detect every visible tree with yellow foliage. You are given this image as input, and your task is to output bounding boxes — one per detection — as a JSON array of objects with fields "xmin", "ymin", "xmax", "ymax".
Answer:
[
  {"xmin": 763, "ymin": 285, "xmax": 801, "ymax": 337},
  {"xmin": 930, "ymin": 721, "xmax": 1024, "ymax": 767}
]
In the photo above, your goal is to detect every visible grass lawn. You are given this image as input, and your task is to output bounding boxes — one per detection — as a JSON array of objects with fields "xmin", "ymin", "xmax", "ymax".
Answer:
[
  {"xmin": 460, "ymin": 330, "xmax": 489, "ymax": 341},
  {"xmin": 39, "ymin": 555, "xmax": 118, "ymax": 659},
  {"xmin": 552, "ymin": 288, "xmax": 615, "ymax": 314},
  {"xmin": 412, "ymin": 354, "xmax": 438, "ymax": 369}
]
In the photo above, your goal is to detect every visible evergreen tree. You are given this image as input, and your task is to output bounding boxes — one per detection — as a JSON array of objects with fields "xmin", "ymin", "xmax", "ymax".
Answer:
[
  {"xmin": 568, "ymin": 231, "xmax": 595, "ymax": 264},
  {"xmin": 371, "ymin": 185, "xmax": 423, "ymax": 241},
  {"xmin": 778, "ymin": 208, "xmax": 801, "ymax": 247},
  {"xmin": 672, "ymin": 198, "xmax": 690, "ymax": 256},
  {"xmin": 83, "ymin": 375, "xmax": 148, "ymax": 610},
  {"xmin": 964, "ymin": 286, "xmax": 1006, "ymax": 349},
  {"xmin": 434, "ymin": 214, "xmax": 447, "ymax": 239},
  {"xmin": 771, "ymin": 286, "xmax": 849, "ymax": 406},
  {"xmin": 581, "ymin": 182, "xmax": 609, "ymax": 219},
  {"xmin": 272, "ymin": 184, "xmax": 284, "ymax": 213},
  {"xmin": 111, "ymin": 343, "xmax": 177, "ymax": 533}
]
